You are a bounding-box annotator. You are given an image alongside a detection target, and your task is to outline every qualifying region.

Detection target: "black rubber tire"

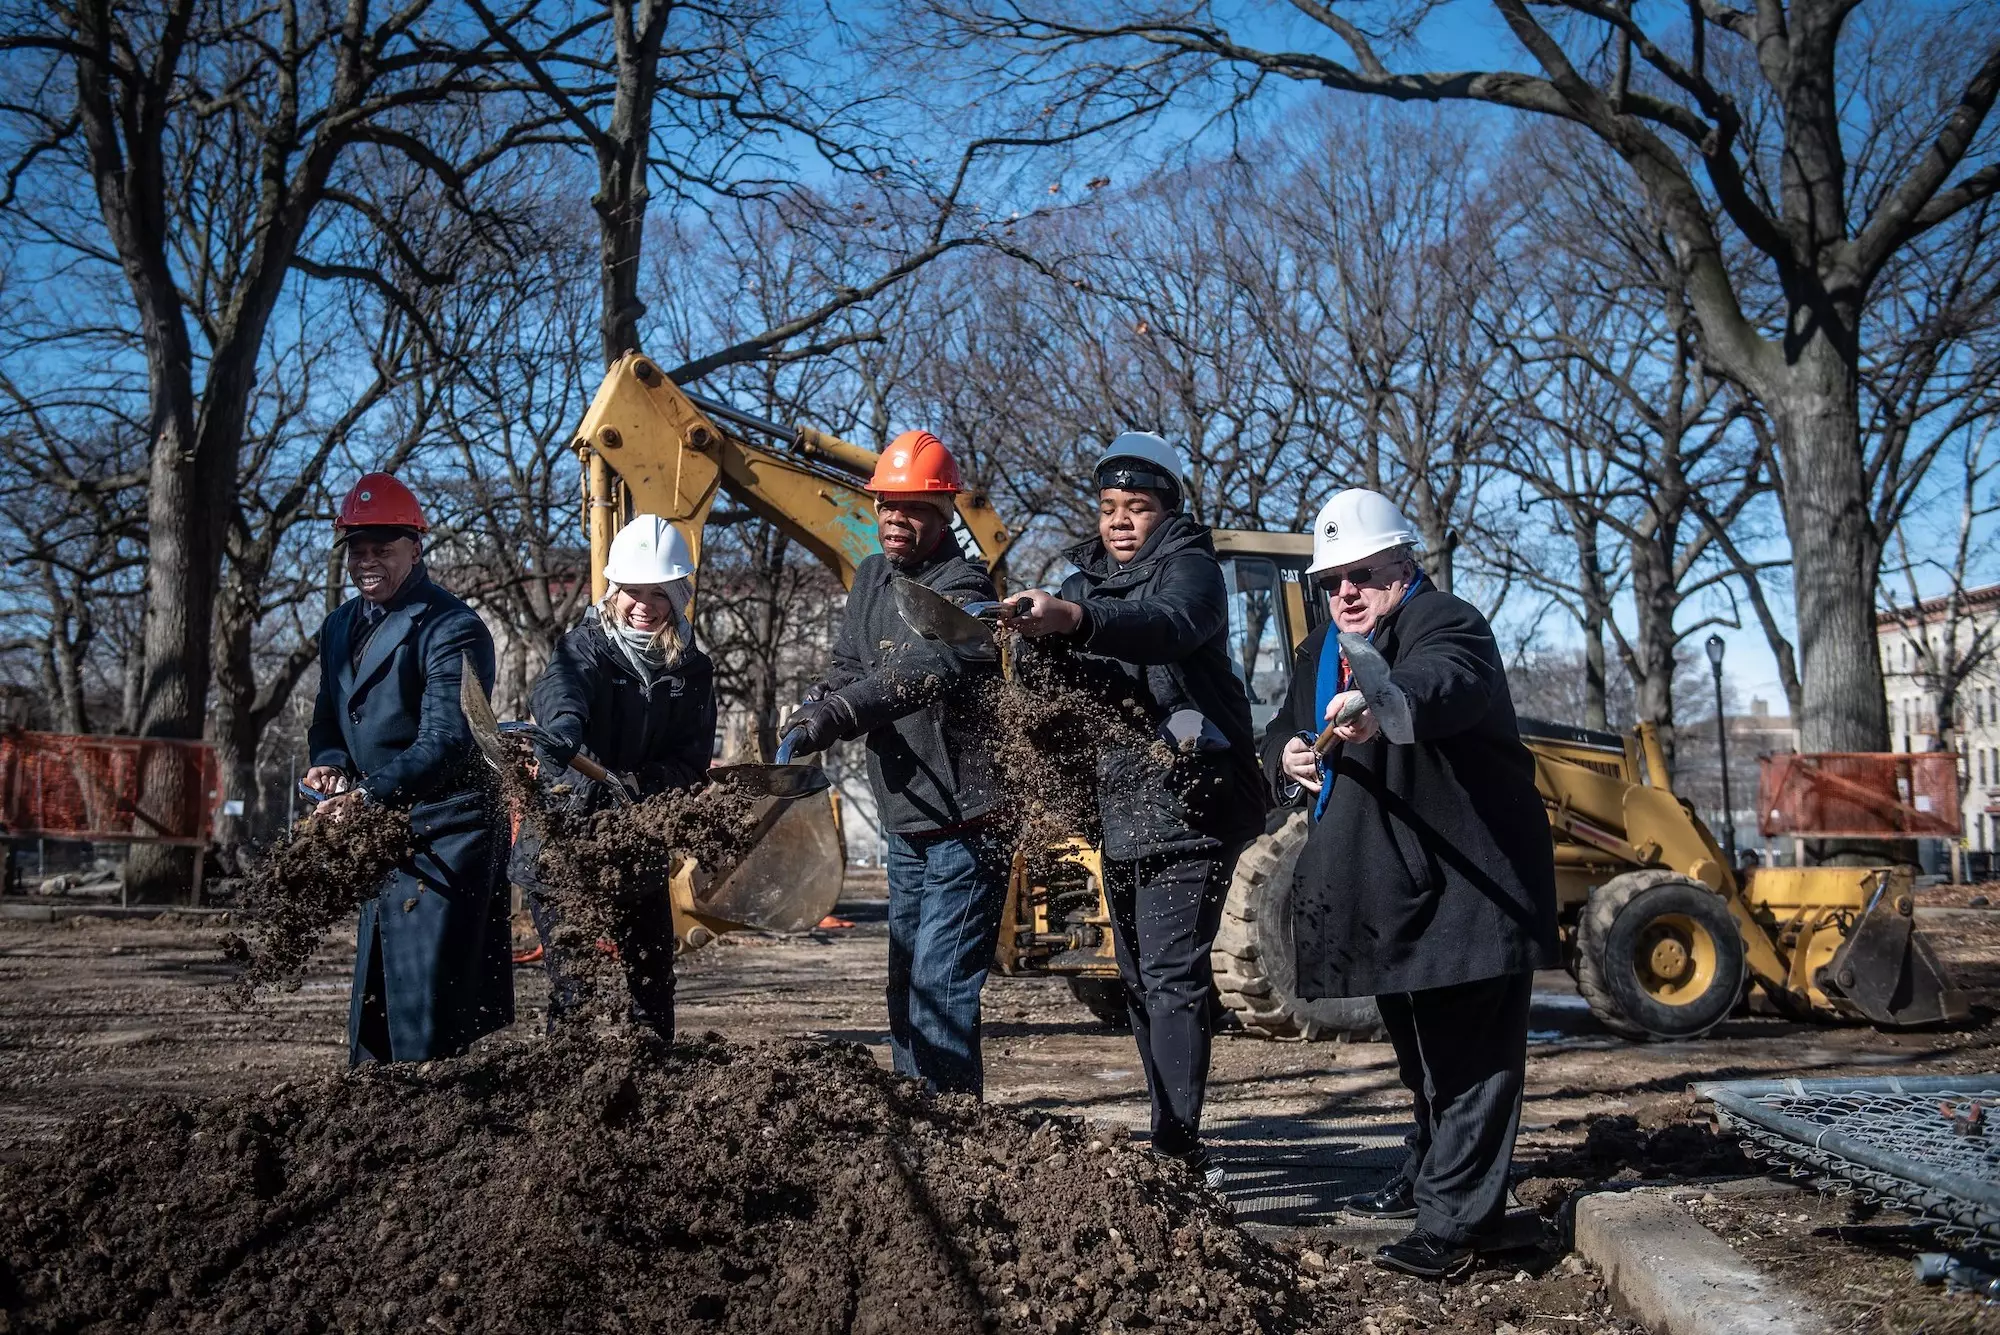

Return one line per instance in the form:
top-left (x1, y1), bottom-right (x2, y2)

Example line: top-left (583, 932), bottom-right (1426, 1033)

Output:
top-left (1576, 871), bottom-right (1746, 1041)
top-left (1211, 812), bottom-right (1386, 1041)
top-left (1066, 975), bottom-right (1132, 1030)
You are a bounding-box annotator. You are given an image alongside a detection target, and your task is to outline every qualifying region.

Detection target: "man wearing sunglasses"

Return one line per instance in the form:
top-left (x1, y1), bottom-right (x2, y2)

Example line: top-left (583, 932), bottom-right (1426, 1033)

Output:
top-left (1261, 488), bottom-right (1558, 1282)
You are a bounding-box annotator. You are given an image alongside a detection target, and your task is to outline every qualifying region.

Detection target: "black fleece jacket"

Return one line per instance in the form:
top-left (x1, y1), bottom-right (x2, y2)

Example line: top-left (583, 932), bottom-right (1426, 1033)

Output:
top-left (824, 542), bottom-right (1001, 835)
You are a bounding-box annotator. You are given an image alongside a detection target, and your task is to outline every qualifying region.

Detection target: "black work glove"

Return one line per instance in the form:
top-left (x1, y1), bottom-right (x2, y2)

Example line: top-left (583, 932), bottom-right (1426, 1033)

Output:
top-left (780, 693), bottom-right (857, 756)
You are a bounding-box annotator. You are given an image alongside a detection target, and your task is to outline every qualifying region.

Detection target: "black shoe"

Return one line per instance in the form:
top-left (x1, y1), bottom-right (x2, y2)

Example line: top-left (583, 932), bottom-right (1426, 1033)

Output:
top-left (1374, 1229), bottom-right (1477, 1282)
top-left (1344, 1178), bottom-right (1417, 1220)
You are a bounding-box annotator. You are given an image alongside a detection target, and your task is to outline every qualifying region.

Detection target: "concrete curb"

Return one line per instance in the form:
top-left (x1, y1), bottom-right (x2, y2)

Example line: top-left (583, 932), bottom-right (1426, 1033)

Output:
top-left (1574, 1187), bottom-right (1822, 1335)
top-left (0, 902), bottom-right (233, 923)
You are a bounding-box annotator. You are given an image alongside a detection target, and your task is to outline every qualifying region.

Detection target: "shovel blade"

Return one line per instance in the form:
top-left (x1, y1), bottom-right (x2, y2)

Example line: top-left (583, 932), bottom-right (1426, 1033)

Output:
top-left (891, 577), bottom-right (995, 652)
top-left (1335, 631), bottom-right (1414, 744)
top-left (693, 789), bottom-right (845, 933)
top-left (710, 762), bottom-right (832, 799)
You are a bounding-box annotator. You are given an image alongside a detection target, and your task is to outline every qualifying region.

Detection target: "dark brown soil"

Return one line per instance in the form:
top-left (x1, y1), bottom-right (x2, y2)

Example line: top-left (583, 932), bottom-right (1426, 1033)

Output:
top-left (219, 802), bottom-right (414, 998)
top-left (0, 1029), bottom-right (1328, 1334)
top-left (1686, 1190), bottom-right (2000, 1334)
top-left (526, 782), bottom-right (762, 1019)
top-left (1513, 1097), bottom-right (1758, 1214)
top-left (1269, 1232), bottom-right (1644, 1334)
top-left (980, 638), bottom-right (1166, 864)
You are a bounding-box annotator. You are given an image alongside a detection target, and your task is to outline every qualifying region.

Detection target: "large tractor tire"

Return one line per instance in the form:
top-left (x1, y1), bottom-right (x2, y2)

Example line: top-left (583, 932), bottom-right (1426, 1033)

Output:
top-left (1211, 812), bottom-right (1385, 1041)
top-left (1576, 870), bottom-right (1747, 1040)
top-left (1066, 976), bottom-right (1132, 1030)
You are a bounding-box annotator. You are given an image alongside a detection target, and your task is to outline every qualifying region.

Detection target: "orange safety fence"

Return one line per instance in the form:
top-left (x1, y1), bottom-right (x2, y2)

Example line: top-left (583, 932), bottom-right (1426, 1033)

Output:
top-left (0, 731), bottom-right (222, 845)
top-left (1757, 751), bottom-right (1961, 839)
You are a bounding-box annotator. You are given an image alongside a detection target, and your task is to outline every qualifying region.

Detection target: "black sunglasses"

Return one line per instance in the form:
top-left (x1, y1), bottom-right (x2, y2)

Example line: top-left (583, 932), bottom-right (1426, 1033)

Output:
top-left (1316, 562), bottom-right (1401, 590)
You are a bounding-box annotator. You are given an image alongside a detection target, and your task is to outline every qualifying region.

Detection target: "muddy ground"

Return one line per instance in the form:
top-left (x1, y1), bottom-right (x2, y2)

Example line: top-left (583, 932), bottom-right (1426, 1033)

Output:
top-left (3, 890), bottom-right (1999, 1331)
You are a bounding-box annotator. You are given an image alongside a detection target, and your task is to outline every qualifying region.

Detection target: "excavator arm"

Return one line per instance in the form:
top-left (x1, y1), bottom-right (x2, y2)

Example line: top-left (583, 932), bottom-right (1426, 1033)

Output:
top-left (569, 352), bottom-right (1014, 597)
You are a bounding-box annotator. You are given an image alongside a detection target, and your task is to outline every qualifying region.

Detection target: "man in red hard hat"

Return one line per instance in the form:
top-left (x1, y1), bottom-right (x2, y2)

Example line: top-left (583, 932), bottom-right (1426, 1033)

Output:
top-left (303, 472), bottom-right (513, 1065)
top-left (783, 430), bottom-right (1011, 1096)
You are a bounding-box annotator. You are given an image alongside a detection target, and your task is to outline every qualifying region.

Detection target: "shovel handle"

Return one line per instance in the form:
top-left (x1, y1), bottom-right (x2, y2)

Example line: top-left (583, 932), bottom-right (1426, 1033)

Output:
top-left (1312, 694), bottom-right (1371, 757)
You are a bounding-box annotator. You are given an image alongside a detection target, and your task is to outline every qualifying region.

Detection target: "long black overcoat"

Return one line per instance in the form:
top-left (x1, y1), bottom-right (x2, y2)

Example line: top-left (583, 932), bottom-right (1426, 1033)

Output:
top-left (1259, 586), bottom-right (1559, 996)
top-left (308, 568), bottom-right (514, 1063)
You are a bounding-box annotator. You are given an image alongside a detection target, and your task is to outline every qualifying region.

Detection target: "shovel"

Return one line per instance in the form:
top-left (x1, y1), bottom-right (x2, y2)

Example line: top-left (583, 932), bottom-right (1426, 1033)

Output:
top-left (459, 656), bottom-right (636, 807)
top-left (708, 732), bottom-right (831, 799)
top-left (1335, 631), bottom-right (1415, 745)
top-left (891, 578), bottom-right (1030, 654)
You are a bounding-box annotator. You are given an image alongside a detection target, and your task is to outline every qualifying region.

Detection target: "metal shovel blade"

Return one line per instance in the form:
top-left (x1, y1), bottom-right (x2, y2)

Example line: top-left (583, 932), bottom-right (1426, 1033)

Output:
top-left (691, 788), bottom-right (845, 933)
top-left (891, 577), bottom-right (997, 653)
top-left (709, 733), bottom-right (831, 799)
top-left (1336, 631), bottom-right (1414, 745)
top-left (459, 654), bottom-right (517, 774)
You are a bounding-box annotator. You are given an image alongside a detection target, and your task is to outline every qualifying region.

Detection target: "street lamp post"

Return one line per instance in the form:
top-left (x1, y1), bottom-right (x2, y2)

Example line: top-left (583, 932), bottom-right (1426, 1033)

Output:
top-left (1706, 634), bottom-right (1737, 864)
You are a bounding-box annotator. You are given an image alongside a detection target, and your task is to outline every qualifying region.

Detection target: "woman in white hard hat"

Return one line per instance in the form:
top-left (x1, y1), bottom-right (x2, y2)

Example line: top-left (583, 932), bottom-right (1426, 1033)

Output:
top-left (1002, 431), bottom-right (1269, 1189)
top-left (509, 514), bottom-right (718, 1040)
top-left (1262, 488), bottom-right (1557, 1282)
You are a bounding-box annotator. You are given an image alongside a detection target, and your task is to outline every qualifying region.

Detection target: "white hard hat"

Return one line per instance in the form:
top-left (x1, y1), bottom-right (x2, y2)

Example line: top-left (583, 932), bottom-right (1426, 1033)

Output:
top-left (603, 514), bottom-right (696, 586)
top-left (1094, 431), bottom-right (1186, 506)
top-left (1307, 489), bottom-right (1422, 576)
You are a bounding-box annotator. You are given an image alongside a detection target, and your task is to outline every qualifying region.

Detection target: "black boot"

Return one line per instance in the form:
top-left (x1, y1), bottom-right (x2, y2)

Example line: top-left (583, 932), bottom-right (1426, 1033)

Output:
top-left (1344, 1178), bottom-right (1417, 1220)
top-left (1374, 1229), bottom-right (1477, 1281)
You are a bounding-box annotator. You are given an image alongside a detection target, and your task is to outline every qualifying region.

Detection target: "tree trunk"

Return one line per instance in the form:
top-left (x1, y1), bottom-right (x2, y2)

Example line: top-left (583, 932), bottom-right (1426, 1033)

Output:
top-left (1770, 337), bottom-right (1887, 753)
top-left (1628, 539), bottom-right (1681, 772)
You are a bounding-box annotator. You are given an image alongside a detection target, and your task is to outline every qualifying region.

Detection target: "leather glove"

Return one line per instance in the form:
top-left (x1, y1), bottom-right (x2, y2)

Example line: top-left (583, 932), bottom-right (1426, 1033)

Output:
top-left (800, 680), bottom-right (832, 705)
top-left (1157, 707), bottom-right (1231, 754)
top-left (780, 693), bottom-right (857, 756)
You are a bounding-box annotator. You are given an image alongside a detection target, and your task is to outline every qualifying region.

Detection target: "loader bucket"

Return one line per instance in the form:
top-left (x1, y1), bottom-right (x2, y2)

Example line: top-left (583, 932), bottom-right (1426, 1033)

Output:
top-left (690, 788), bottom-right (844, 934)
top-left (1814, 886), bottom-right (1968, 1028)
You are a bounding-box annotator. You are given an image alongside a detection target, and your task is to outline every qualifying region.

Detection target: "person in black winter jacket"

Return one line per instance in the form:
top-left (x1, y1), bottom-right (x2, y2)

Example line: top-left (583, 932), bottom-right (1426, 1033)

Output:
top-left (1002, 432), bottom-right (1267, 1185)
top-left (782, 430), bottom-right (1009, 1096)
top-left (1262, 488), bottom-right (1558, 1282)
top-left (510, 515), bottom-right (718, 1041)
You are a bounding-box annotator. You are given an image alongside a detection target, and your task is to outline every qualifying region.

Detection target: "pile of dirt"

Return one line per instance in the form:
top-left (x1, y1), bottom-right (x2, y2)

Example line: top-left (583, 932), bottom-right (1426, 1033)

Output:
top-left (1514, 1099), bottom-right (1758, 1213)
top-left (219, 801), bottom-right (414, 997)
top-left (0, 1029), bottom-right (1329, 1334)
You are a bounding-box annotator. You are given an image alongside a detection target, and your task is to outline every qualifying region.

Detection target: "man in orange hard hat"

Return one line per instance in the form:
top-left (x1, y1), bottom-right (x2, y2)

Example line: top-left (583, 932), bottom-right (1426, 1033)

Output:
top-left (784, 431), bottom-right (1011, 1096)
top-left (302, 472), bottom-right (514, 1065)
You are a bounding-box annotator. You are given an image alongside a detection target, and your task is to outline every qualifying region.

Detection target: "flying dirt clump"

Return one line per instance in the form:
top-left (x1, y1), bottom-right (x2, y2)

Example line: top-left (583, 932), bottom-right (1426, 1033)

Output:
top-left (220, 799), bottom-right (415, 998)
top-left (0, 1029), bottom-right (1330, 1335)
top-left (522, 778), bottom-right (762, 1019)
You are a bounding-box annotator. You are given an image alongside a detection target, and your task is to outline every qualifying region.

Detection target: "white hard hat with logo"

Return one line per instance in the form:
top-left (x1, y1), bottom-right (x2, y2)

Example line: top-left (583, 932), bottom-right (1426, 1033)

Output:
top-left (1308, 488), bottom-right (1422, 576)
top-left (603, 514), bottom-right (696, 586)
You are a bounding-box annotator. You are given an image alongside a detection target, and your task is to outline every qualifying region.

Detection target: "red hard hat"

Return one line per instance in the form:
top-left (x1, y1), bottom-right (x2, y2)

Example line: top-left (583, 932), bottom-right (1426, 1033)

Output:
top-left (867, 430), bottom-right (962, 495)
top-left (336, 472), bottom-right (428, 532)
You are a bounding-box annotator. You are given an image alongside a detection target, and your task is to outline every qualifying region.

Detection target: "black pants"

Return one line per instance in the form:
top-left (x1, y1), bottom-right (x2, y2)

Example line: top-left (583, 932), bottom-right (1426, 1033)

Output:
top-left (1104, 844), bottom-right (1241, 1158)
top-left (1377, 970), bottom-right (1532, 1245)
top-left (353, 922), bottom-right (393, 1065)
top-left (527, 888), bottom-right (677, 1041)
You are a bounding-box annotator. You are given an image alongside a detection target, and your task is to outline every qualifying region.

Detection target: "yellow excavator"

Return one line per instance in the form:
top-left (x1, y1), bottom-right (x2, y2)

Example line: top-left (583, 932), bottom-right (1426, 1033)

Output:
top-left (569, 352), bottom-right (1965, 1041)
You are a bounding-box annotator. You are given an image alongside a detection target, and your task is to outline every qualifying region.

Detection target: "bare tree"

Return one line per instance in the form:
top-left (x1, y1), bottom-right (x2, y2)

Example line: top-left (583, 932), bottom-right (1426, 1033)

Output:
top-left (0, 0), bottom-right (526, 896)
top-left (922, 0), bottom-right (2000, 755)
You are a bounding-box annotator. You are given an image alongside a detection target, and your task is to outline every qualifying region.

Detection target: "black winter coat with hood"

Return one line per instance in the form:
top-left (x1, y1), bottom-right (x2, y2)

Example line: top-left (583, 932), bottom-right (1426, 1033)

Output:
top-left (1030, 512), bottom-right (1268, 862)
top-left (509, 608), bottom-right (718, 892)
top-left (825, 543), bottom-right (1000, 835)
top-left (1258, 585), bottom-right (1559, 996)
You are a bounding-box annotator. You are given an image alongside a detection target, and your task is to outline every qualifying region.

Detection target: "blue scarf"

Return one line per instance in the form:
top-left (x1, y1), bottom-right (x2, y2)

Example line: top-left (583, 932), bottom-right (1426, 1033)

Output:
top-left (1311, 573), bottom-right (1426, 820)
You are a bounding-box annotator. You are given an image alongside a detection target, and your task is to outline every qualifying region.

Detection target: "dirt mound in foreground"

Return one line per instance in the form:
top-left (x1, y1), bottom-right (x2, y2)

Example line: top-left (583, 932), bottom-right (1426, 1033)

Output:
top-left (0, 1031), bottom-right (1322, 1334)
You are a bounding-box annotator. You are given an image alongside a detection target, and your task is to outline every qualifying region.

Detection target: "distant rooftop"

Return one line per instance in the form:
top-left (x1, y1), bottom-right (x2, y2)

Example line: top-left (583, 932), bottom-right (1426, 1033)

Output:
top-left (1877, 582), bottom-right (2000, 627)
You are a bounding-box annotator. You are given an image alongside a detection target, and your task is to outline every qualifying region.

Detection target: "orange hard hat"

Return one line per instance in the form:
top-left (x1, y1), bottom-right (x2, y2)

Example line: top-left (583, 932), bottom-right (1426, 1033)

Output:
top-left (335, 472), bottom-right (428, 532)
top-left (867, 430), bottom-right (962, 495)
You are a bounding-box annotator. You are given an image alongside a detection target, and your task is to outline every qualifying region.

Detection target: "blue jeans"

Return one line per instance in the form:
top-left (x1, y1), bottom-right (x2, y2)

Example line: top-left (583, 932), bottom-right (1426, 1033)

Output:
top-left (884, 827), bottom-right (1010, 1096)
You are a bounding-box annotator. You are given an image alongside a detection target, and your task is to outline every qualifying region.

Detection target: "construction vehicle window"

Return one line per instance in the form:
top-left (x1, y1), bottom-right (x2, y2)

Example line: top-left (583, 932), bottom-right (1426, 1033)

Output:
top-left (1222, 557), bottom-right (1289, 728)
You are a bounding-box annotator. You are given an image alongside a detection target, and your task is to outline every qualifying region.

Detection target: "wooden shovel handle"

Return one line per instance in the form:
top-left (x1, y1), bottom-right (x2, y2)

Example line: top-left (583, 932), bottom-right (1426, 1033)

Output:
top-left (1312, 694), bottom-right (1370, 757)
